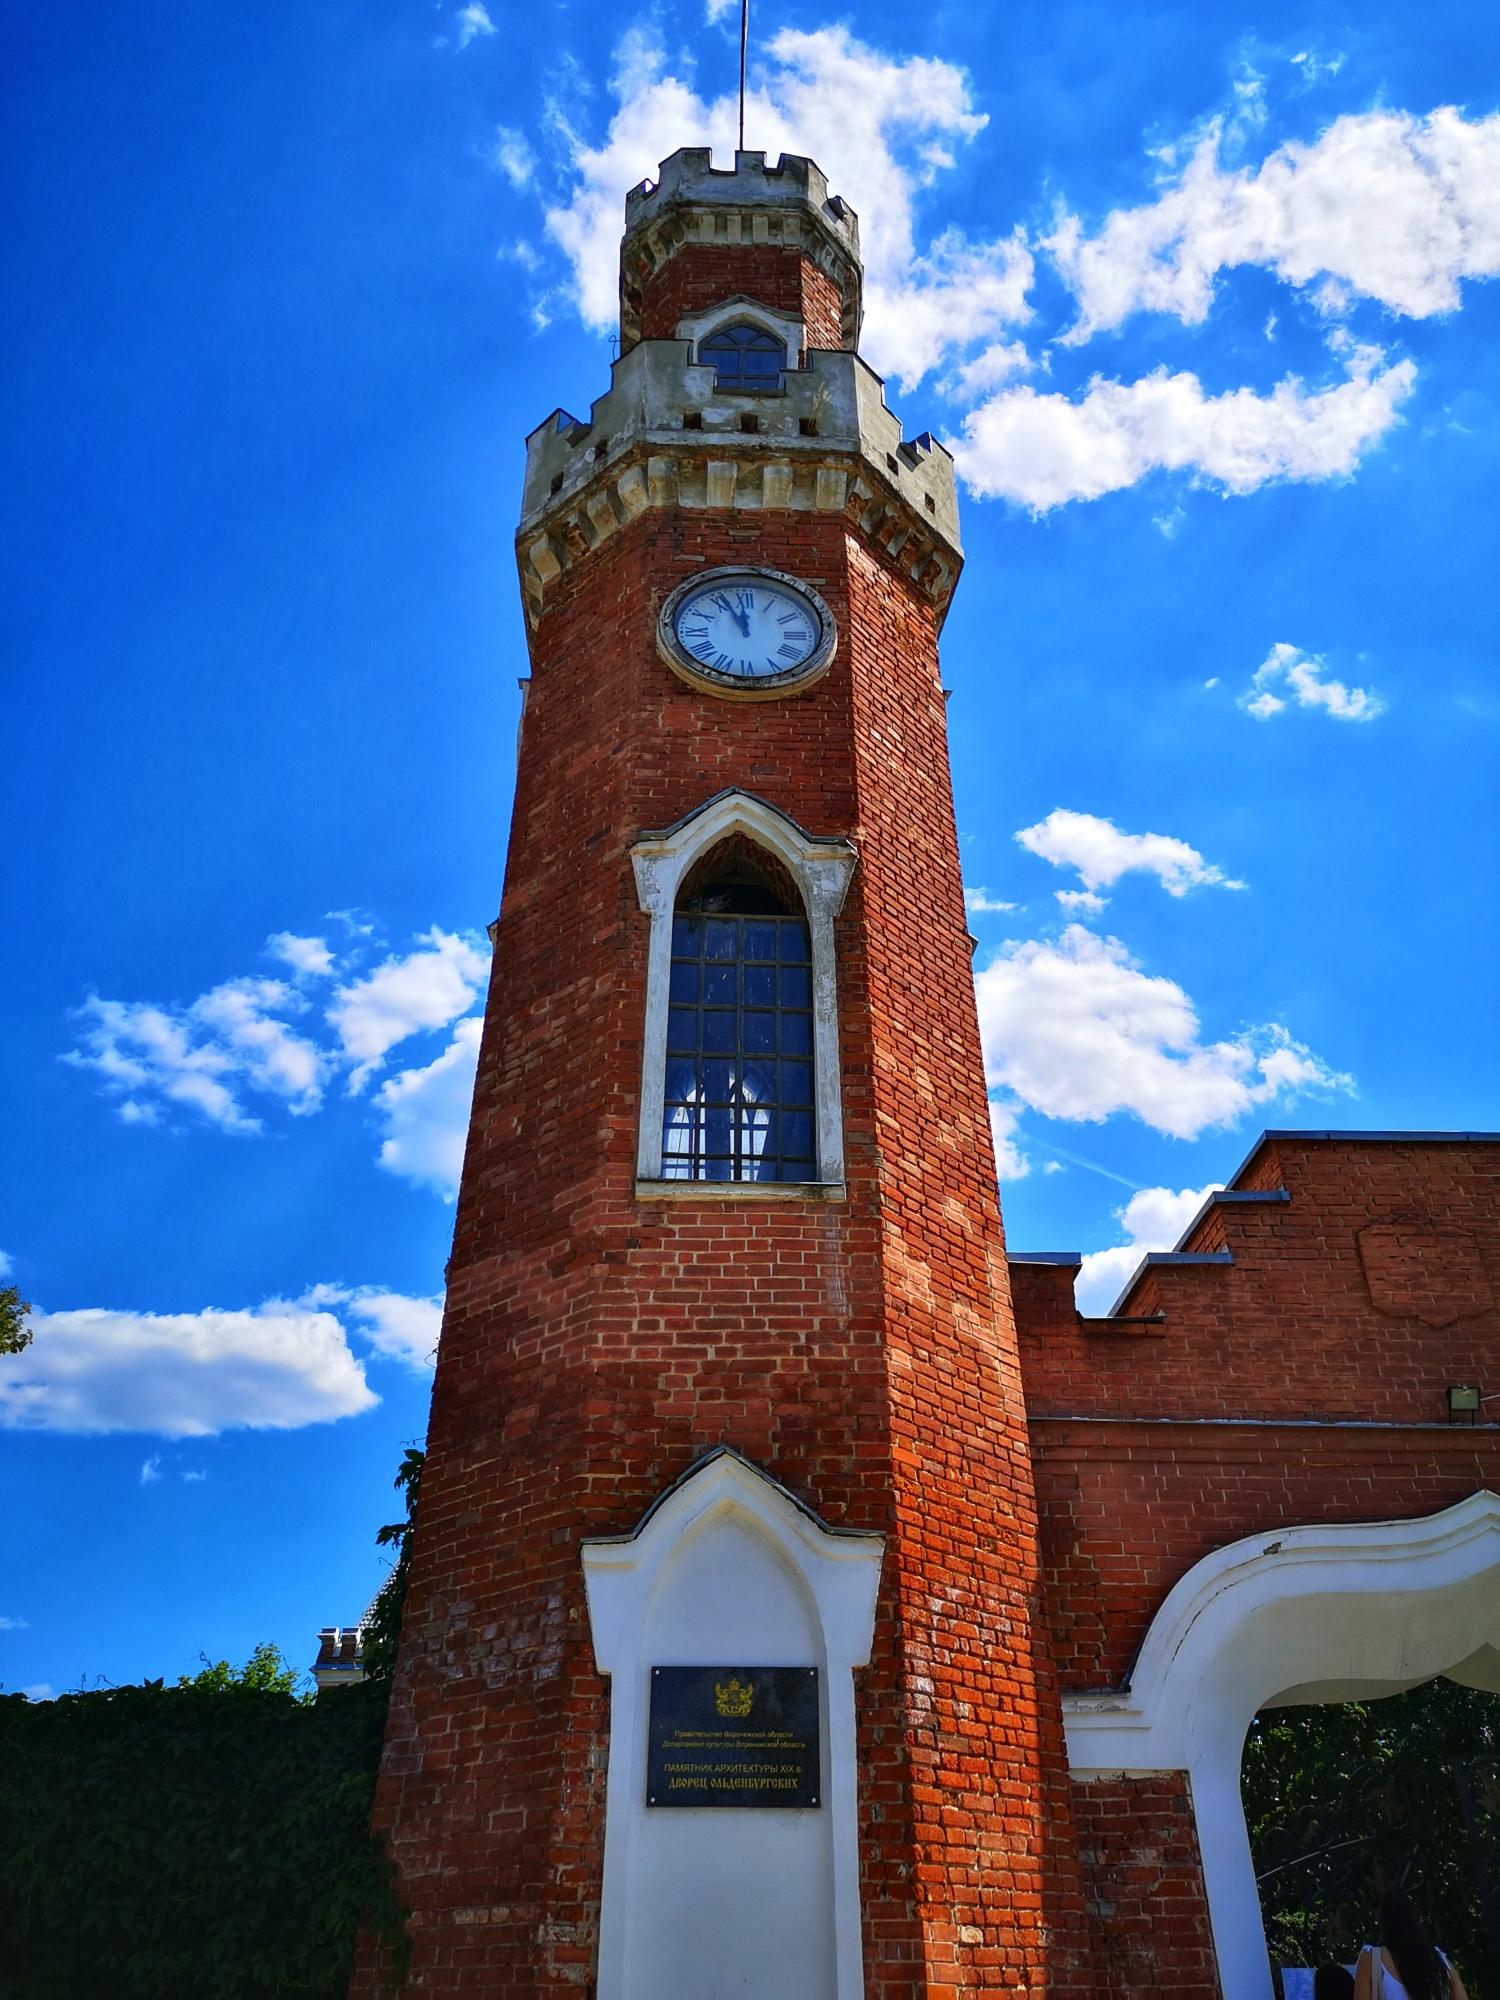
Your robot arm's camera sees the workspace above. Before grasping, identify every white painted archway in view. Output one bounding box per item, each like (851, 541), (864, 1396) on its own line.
(1063, 1492), (1500, 2000)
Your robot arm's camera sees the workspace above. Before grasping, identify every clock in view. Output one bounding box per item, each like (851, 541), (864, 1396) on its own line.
(657, 566), (836, 699)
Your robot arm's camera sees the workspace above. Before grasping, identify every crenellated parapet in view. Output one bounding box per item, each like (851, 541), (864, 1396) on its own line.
(516, 341), (960, 627)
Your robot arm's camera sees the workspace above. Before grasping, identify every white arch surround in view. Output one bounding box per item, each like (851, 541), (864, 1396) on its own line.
(676, 297), (806, 375)
(582, 1447), (884, 2000)
(631, 789), (857, 1189)
(1063, 1491), (1500, 2000)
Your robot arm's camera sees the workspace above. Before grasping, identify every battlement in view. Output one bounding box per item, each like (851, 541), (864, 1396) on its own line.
(624, 149), (859, 258)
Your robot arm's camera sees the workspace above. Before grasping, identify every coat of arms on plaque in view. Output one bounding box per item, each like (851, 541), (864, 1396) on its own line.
(714, 1675), (754, 1718)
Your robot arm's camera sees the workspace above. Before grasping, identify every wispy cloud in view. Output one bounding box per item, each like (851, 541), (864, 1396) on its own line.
(1015, 809), (1244, 909)
(1048, 107), (1500, 341)
(489, 126), (536, 189)
(544, 25), (1028, 392)
(64, 923), (491, 1173)
(1239, 641), (1387, 721)
(0, 1615), (29, 1631)
(373, 1015), (483, 1200)
(441, 3), (497, 52)
(139, 1454), (163, 1486)
(965, 887), (1017, 915)
(329, 928), (490, 1093)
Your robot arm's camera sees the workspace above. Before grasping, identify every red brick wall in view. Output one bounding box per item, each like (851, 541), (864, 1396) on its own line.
(631, 244), (849, 349)
(1070, 1775), (1219, 1996)
(1018, 1140), (1500, 1429)
(359, 500), (1085, 1995)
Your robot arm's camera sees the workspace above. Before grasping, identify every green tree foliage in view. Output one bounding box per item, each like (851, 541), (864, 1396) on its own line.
(359, 1446), (424, 1683)
(1, 1282), (33, 1354)
(1244, 1678), (1500, 1991)
(1, 1647), (409, 1998)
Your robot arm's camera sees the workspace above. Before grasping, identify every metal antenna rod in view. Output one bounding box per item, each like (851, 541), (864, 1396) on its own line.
(738, 0), (749, 152)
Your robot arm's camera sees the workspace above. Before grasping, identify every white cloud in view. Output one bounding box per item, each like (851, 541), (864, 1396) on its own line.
(182, 1468), (208, 1483)
(452, 3), (496, 50)
(490, 126), (536, 189)
(306, 1285), (443, 1373)
(0, 1249), (10, 1278)
(1, 1302), (378, 1438)
(139, 1454), (163, 1485)
(1239, 640), (1387, 722)
(329, 928), (490, 1091)
(1075, 1182), (1223, 1314)
(0, 1615), (28, 1630)
(266, 932), (334, 978)
(21, 1684), (55, 1702)
(1049, 107), (1500, 341)
(704, 0), (736, 20)
(1055, 888), (1108, 914)
(374, 1015), (483, 1199)
(988, 1098), (1030, 1181)
(545, 26), (1023, 389)
(65, 980), (329, 1133)
(974, 924), (1352, 1140)
(965, 887), (1017, 914)
(953, 346), (1416, 511)
(1015, 808), (1244, 904)
(950, 340), (1035, 399)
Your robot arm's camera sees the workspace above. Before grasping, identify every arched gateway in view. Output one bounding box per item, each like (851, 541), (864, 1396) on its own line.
(352, 142), (1500, 1998)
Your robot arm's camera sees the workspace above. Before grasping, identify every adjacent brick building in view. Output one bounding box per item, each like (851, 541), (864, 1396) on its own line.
(356, 150), (1500, 1998)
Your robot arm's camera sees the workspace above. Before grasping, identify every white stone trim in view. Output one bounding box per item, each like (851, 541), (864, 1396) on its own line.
(631, 789), (856, 1187)
(677, 298), (806, 370)
(582, 1448), (884, 2000)
(1063, 1491), (1500, 2000)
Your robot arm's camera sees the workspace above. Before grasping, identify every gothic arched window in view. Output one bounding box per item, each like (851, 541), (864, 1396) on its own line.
(699, 322), (787, 392)
(661, 869), (814, 1182)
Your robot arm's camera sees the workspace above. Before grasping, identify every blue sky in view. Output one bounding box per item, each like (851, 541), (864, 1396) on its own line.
(3, 0), (1497, 1699)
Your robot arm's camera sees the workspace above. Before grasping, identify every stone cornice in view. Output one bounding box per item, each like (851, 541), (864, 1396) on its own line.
(515, 441), (962, 632)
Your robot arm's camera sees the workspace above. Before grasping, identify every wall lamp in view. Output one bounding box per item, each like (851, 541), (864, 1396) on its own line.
(1446, 1384), (1482, 1425)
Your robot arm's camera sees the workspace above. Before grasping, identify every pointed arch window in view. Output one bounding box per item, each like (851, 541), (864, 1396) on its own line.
(699, 323), (787, 392)
(631, 791), (855, 1193)
(662, 871), (815, 1183)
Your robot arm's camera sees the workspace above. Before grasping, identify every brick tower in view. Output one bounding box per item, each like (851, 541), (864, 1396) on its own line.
(362, 149), (1084, 1996)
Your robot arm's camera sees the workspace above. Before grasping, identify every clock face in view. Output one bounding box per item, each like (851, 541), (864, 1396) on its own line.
(659, 567), (835, 698)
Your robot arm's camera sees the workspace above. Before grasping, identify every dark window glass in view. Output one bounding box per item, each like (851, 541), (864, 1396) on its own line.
(699, 323), (787, 392)
(661, 888), (816, 1183)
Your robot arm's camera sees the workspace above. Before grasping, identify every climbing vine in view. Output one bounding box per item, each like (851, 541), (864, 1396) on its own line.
(0, 1653), (408, 1999)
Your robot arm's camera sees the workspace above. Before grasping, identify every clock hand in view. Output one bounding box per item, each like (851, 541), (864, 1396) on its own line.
(712, 591), (751, 637)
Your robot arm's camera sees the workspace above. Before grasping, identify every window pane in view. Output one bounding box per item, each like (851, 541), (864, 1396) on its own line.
(780, 1013), (812, 1057)
(779, 1111), (814, 1160)
(702, 1011), (736, 1053)
(669, 961), (700, 1003)
(701, 1059), (735, 1103)
(742, 1011), (776, 1054)
(778, 966), (810, 1006)
(744, 964), (776, 1007)
(743, 921), (777, 962)
(739, 1058), (776, 1104)
(666, 1007), (698, 1052)
(672, 916), (701, 955)
(779, 1061), (813, 1106)
(704, 963), (737, 1004)
(779, 923), (811, 962)
(664, 1058), (697, 1102)
(704, 920), (737, 961)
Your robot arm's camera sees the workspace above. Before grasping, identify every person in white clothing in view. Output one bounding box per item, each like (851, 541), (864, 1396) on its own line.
(1353, 1890), (1471, 2000)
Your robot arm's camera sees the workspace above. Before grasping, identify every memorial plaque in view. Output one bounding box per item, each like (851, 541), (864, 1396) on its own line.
(646, 1665), (821, 1808)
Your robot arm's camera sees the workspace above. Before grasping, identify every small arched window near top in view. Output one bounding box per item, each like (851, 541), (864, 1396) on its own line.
(699, 323), (787, 392)
(662, 869), (814, 1183)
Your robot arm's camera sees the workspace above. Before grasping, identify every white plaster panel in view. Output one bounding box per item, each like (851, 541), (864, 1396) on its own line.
(583, 1450), (883, 2000)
